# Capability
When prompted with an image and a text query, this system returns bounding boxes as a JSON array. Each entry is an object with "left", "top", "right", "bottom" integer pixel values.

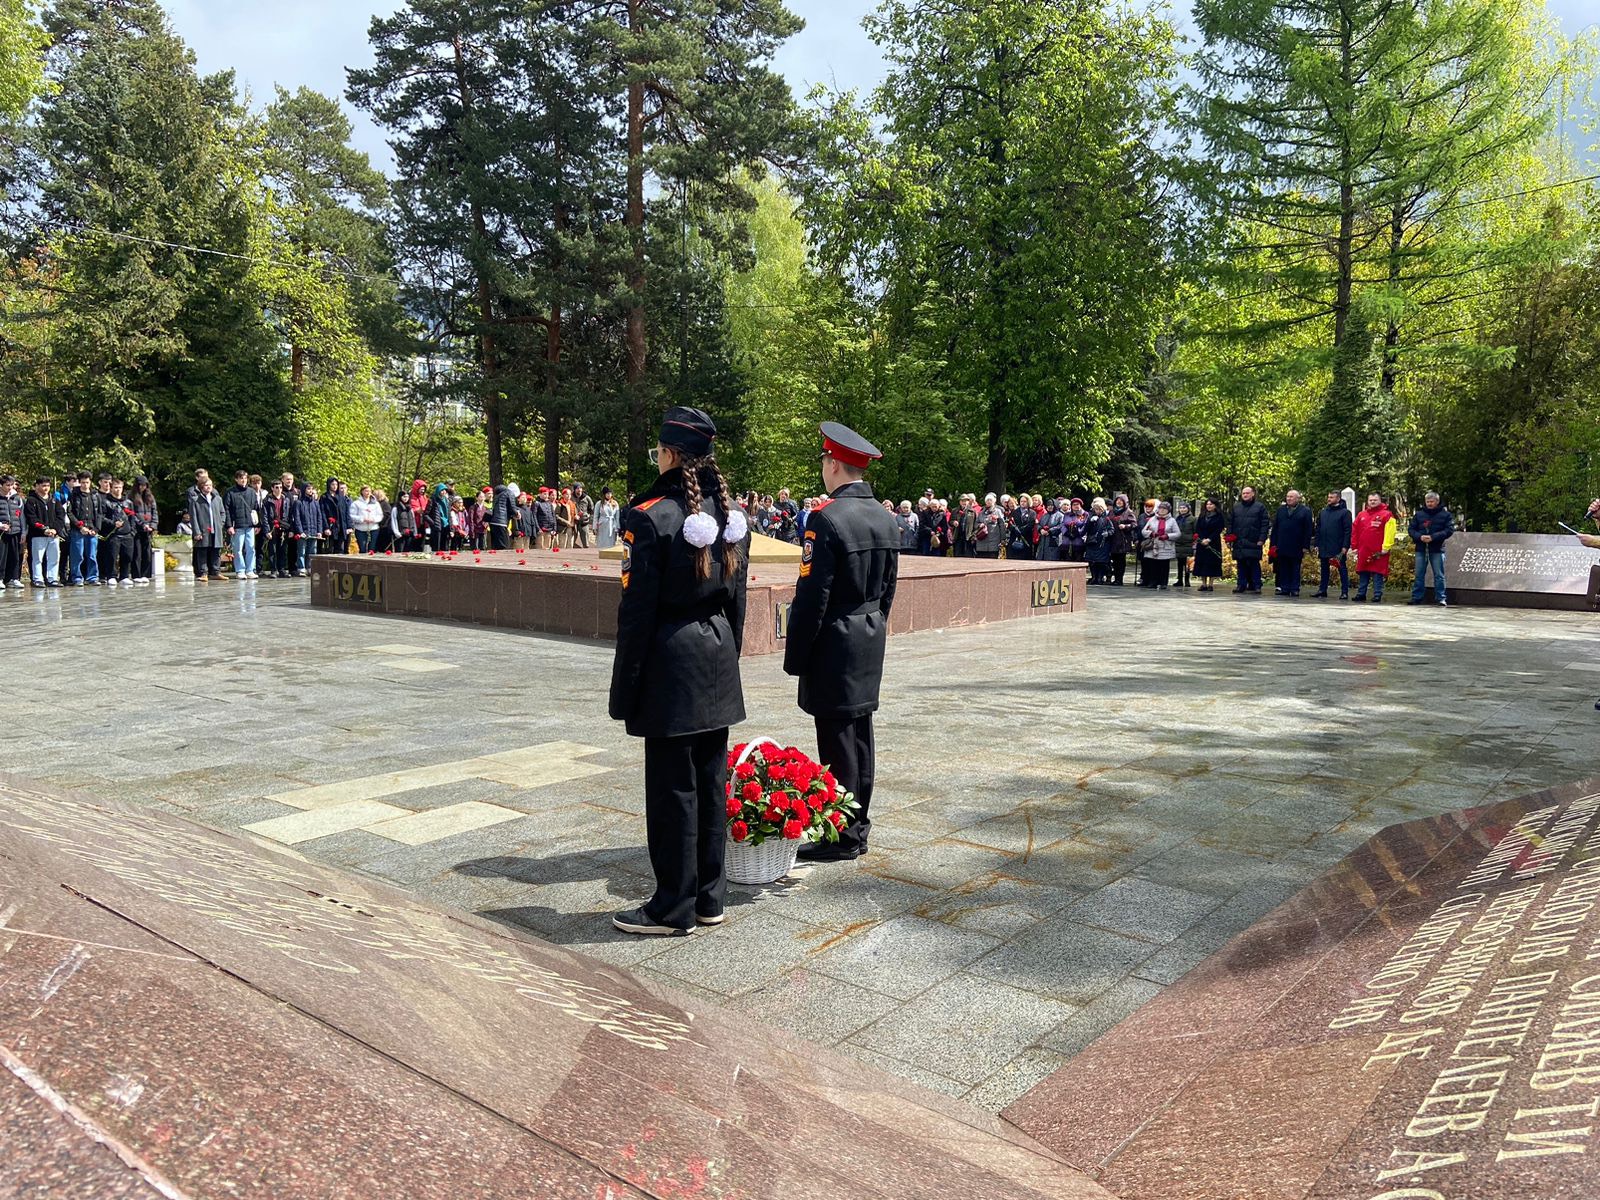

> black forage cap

[{"left": 659, "top": 407, "right": 717, "bottom": 458}]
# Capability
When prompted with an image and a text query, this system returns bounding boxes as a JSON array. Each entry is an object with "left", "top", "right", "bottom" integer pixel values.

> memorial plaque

[
  {"left": 327, "top": 568, "right": 384, "bottom": 604},
  {"left": 1008, "top": 779, "right": 1600, "bottom": 1199},
  {"left": 1442, "top": 532, "right": 1600, "bottom": 609},
  {"left": 0, "top": 774, "right": 1105, "bottom": 1200}
]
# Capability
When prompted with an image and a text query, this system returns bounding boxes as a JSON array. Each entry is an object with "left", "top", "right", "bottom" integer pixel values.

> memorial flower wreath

[{"left": 723, "top": 740, "right": 858, "bottom": 884}]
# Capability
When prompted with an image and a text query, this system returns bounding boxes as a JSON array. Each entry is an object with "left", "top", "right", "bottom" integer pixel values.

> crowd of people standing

[{"left": 0, "top": 465, "right": 1457, "bottom": 607}]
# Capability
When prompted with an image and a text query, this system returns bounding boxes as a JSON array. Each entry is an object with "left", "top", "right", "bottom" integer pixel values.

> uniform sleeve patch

[
  {"left": 621, "top": 541, "right": 632, "bottom": 575},
  {"left": 801, "top": 539, "right": 814, "bottom": 565},
  {"left": 804, "top": 528, "right": 817, "bottom": 539},
  {"left": 798, "top": 563, "right": 811, "bottom": 578},
  {"left": 623, "top": 529, "right": 635, "bottom": 544}
]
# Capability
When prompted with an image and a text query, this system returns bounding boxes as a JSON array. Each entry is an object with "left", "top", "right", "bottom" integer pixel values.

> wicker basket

[
  {"left": 724, "top": 735, "right": 802, "bottom": 885},
  {"left": 725, "top": 834, "right": 801, "bottom": 885}
]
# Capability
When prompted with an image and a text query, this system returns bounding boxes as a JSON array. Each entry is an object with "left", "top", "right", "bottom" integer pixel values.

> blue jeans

[
  {"left": 1413, "top": 550, "right": 1446, "bottom": 602},
  {"left": 1318, "top": 555, "right": 1348, "bottom": 595},
  {"left": 30, "top": 537, "right": 59, "bottom": 583},
  {"left": 296, "top": 538, "right": 316, "bottom": 572},
  {"left": 1357, "top": 571, "right": 1386, "bottom": 600},
  {"left": 68, "top": 530, "right": 98, "bottom": 583},
  {"left": 231, "top": 529, "right": 256, "bottom": 576}
]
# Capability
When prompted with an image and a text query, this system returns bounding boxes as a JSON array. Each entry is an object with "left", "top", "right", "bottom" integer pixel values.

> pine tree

[{"left": 1298, "top": 297, "right": 1399, "bottom": 496}]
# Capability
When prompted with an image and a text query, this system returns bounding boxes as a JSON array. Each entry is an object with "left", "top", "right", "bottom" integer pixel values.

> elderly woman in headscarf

[{"left": 1141, "top": 501, "right": 1181, "bottom": 591}]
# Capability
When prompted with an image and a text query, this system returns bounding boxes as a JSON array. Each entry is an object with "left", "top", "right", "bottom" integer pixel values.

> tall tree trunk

[
  {"left": 290, "top": 344, "right": 305, "bottom": 392},
  {"left": 544, "top": 139, "right": 567, "bottom": 489},
  {"left": 1380, "top": 198, "right": 1405, "bottom": 395},
  {"left": 624, "top": 0, "right": 649, "bottom": 494},
  {"left": 454, "top": 32, "right": 502, "bottom": 485},
  {"left": 985, "top": 411, "right": 1007, "bottom": 498},
  {"left": 1333, "top": 16, "right": 1355, "bottom": 347}
]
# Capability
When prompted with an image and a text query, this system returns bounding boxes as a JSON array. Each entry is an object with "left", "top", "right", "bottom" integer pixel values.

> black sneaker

[
  {"left": 695, "top": 911, "right": 726, "bottom": 927},
  {"left": 1312, "top": 591, "right": 1327, "bottom": 598},
  {"left": 612, "top": 907, "right": 689, "bottom": 937}
]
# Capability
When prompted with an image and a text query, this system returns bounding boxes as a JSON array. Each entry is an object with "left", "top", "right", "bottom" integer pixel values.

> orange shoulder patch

[
  {"left": 634, "top": 497, "right": 664, "bottom": 512},
  {"left": 812, "top": 499, "right": 834, "bottom": 512}
]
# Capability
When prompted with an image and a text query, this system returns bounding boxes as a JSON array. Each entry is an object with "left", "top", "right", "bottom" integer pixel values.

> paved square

[{"left": 7, "top": 580, "right": 1598, "bottom": 1110}]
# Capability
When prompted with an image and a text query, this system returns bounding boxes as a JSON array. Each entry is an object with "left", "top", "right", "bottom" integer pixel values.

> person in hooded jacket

[
  {"left": 1350, "top": 493, "right": 1397, "bottom": 603},
  {"left": 1312, "top": 491, "right": 1353, "bottom": 599},
  {"left": 429, "top": 484, "right": 452, "bottom": 552},
  {"left": 288, "top": 483, "right": 325, "bottom": 574},
  {"left": 318, "top": 478, "right": 349, "bottom": 553},
  {"left": 261, "top": 481, "right": 291, "bottom": 577},
  {"left": 1228, "top": 486, "right": 1271, "bottom": 594},
  {"left": 1173, "top": 501, "right": 1196, "bottom": 588},
  {"left": 98, "top": 477, "right": 138, "bottom": 586},
  {"left": 24, "top": 476, "right": 66, "bottom": 588},
  {"left": 489, "top": 483, "right": 520, "bottom": 549},
  {"left": 609, "top": 407, "right": 749, "bottom": 937},
  {"left": 390, "top": 489, "right": 419, "bottom": 551},
  {"left": 131, "top": 477, "right": 159, "bottom": 583}
]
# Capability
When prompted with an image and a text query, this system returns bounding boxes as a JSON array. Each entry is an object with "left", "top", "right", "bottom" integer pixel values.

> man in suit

[{"left": 783, "top": 422, "right": 900, "bottom": 862}]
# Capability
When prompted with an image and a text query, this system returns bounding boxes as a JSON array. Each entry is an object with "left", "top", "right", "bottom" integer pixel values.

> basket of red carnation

[{"left": 724, "top": 738, "right": 859, "bottom": 885}]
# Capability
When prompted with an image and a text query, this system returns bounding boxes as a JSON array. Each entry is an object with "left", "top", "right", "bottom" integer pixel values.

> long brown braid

[{"left": 680, "top": 454, "right": 743, "bottom": 580}]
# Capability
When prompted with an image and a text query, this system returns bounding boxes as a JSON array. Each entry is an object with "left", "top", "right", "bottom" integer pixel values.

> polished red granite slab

[
  {"left": 1006, "top": 778, "right": 1600, "bottom": 1199},
  {"left": 308, "top": 549, "right": 1085, "bottom": 654},
  {"left": 0, "top": 774, "right": 1107, "bottom": 1200}
]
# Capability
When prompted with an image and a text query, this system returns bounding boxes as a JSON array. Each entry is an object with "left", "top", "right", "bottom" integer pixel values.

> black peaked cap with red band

[
  {"left": 659, "top": 406, "right": 717, "bottom": 458},
  {"left": 820, "top": 422, "right": 882, "bottom": 469}
]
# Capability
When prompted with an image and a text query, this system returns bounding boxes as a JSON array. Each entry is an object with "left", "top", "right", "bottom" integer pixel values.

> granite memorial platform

[
  {"left": 0, "top": 773, "right": 1105, "bottom": 1200},
  {"left": 309, "top": 548, "right": 1085, "bottom": 654},
  {"left": 1007, "top": 776, "right": 1600, "bottom": 1199}
]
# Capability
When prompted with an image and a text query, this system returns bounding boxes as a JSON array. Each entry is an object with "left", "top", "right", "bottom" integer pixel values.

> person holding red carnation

[{"left": 608, "top": 407, "right": 751, "bottom": 937}]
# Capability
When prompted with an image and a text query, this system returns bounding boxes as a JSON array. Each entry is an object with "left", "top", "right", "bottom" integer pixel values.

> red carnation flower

[
  {"left": 730, "top": 820, "right": 749, "bottom": 842},
  {"left": 550, "top": 544, "right": 560, "bottom": 553},
  {"left": 781, "top": 819, "right": 803, "bottom": 840},
  {"left": 734, "top": 762, "right": 756, "bottom": 781},
  {"left": 829, "top": 811, "right": 846, "bottom": 830},
  {"left": 740, "top": 781, "right": 763, "bottom": 803},
  {"left": 726, "top": 796, "right": 741, "bottom": 818},
  {"left": 792, "top": 800, "right": 811, "bottom": 824},
  {"left": 763, "top": 805, "right": 785, "bottom": 823}
]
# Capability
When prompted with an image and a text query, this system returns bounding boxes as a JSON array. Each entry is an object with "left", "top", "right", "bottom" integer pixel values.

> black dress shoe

[{"left": 797, "top": 842, "right": 868, "bottom": 863}]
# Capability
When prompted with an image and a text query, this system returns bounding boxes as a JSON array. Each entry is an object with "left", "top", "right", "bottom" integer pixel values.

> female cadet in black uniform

[{"left": 608, "top": 407, "right": 750, "bottom": 936}]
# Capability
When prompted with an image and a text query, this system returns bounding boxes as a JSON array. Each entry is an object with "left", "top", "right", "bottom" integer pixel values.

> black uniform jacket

[
  {"left": 783, "top": 480, "right": 900, "bottom": 718},
  {"left": 608, "top": 468, "right": 750, "bottom": 739}
]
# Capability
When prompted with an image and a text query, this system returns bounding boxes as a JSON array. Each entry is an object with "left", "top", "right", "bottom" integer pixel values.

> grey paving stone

[
  {"left": 742, "top": 969, "right": 902, "bottom": 1045},
  {"left": 911, "top": 872, "right": 1083, "bottom": 939},
  {"left": 962, "top": 1047, "right": 1072, "bottom": 1112},
  {"left": 1064, "top": 877, "right": 1222, "bottom": 943},
  {"left": 968, "top": 920, "right": 1157, "bottom": 1005},
  {"left": 1039, "top": 976, "right": 1165, "bottom": 1057},
  {"left": 644, "top": 911, "right": 831, "bottom": 997},
  {"left": 863, "top": 839, "right": 1015, "bottom": 891},
  {"left": 809, "top": 915, "right": 1001, "bottom": 1000},
  {"left": 832, "top": 1043, "right": 972, "bottom": 1100}
]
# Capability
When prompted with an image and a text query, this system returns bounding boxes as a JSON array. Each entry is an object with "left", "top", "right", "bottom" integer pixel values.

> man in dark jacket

[
  {"left": 0, "top": 475, "right": 22, "bottom": 589},
  {"left": 223, "top": 469, "right": 261, "bottom": 579},
  {"left": 1409, "top": 491, "right": 1454, "bottom": 606},
  {"left": 489, "top": 483, "right": 518, "bottom": 549},
  {"left": 1270, "top": 490, "right": 1315, "bottom": 597},
  {"left": 288, "top": 483, "right": 325, "bottom": 575},
  {"left": 98, "top": 478, "right": 137, "bottom": 586},
  {"left": 1109, "top": 494, "right": 1139, "bottom": 584},
  {"left": 188, "top": 476, "right": 228, "bottom": 581},
  {"left": 784, "top": 422, "right": 899, "bottom": 863},
  {"left": 1229, "top": 486, "right": 1272, "bottom": 594},
  {"left": 261, "top": 480, "right": 291, "bottom": 578},
  {"left": 92, "top": 472, "right": 116, "bottom": 583},
  {"left": 23, "top": 476, "right": 66, "bottom": 588},
  {"left": 66, "top": 472, "right": 101, "bottom": 586},
  {"left": 1313, "top": 491, "right": 1353, "bottom": 599},
  {"left": 320, "top": 477, "right": 349, "bottom": 551}
]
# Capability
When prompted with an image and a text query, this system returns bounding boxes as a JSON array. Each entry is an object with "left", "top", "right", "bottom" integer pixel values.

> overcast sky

[{"left": 165, "top": 0, "right": 1597, "bottom": 174}]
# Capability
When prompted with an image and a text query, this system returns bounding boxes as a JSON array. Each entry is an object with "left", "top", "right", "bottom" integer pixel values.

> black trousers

[
  {"left": 643, "top": 729, "right": 729, "bottom": 930},
  {"left": 1277, "top": 554, "right": 1304, "bottom": 595},
  {"left": 193, "top": 545, "right": 221, "bottom": 577},
  {"left": 135, "top": 530, "right": 154, "bottom": 579},
  {"left": 816, "top": 714, "right": 875, "bottom": 853},
  {"left": 97, "top": 536, "right": 115, "bottom": 582},
  {"left": 1111, "top": 552, "right": 1127, "bottom": 583},
  {"left": 1319, "top": 555, "right": 1349, "bottom": 595},
  {"left": 1176, "top": 556, "right": 1191, "bottom": 587},
  {"left": 1147, "top": 558, "right": 1172, "bottom": 587},
  {"left": 1236, "top": 558, "right": 1262, "bottom": 591},
  {"left": 491, "top": 525, "right": 511, "bottom": 550},
  {"left": 108, "top": 536, "right": 135, "bottom": 581},
  {"left": 0, "top": 532, "right": 21, "bottom": 583}
]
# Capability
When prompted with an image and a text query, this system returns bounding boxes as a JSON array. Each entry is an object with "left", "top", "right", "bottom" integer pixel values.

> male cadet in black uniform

[{"left": 784, "top": 422, "right": 900, "bottom": 861}]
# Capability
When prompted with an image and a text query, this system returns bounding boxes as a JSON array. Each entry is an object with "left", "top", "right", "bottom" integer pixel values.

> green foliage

[
  {"left": 803, "top": 0, "right": 1187, "bottom": 495},
  {"left": 1299, "top": 297, "right": 1401, "bottom": 497},
  {"left": 0, "top": 0, "right": 48, "bottom": 119}
]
